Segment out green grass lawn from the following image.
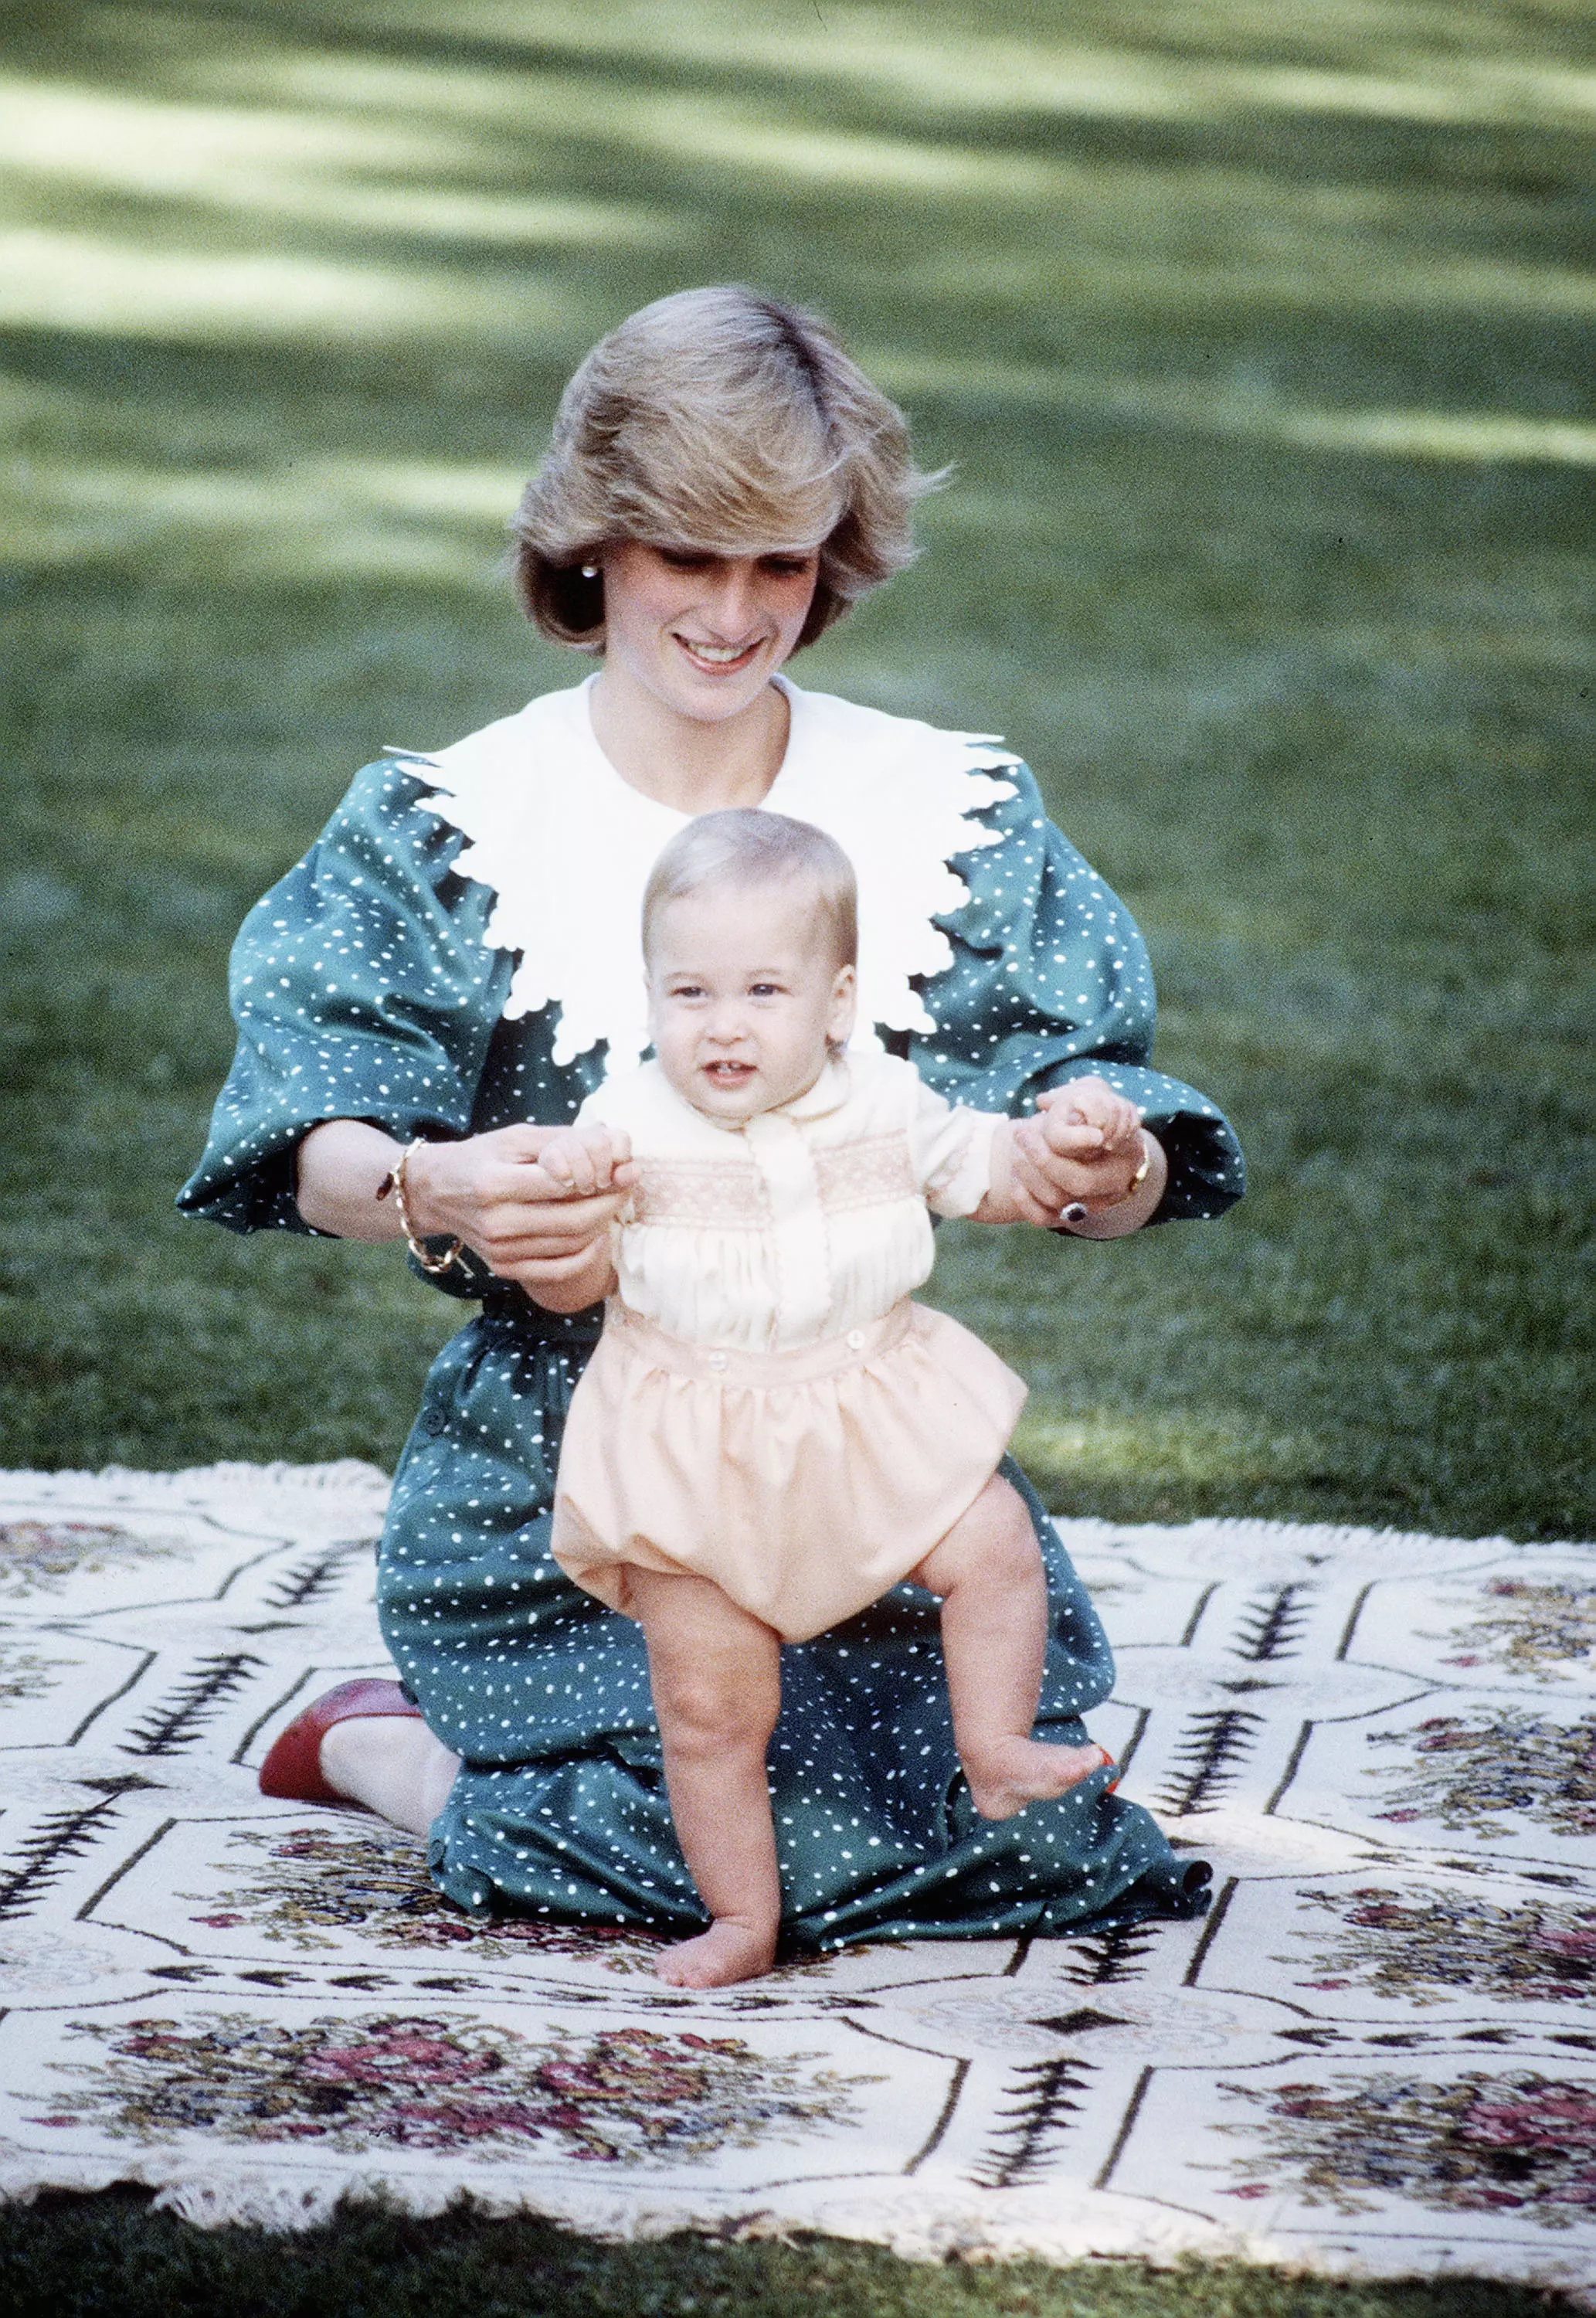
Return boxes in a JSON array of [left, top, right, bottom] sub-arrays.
[[0, 2192, 1578, 2318], [1, 0, 1591, 2307]]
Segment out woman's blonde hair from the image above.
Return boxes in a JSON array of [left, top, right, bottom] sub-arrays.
[[642, 811, 857, 970], [512, 285, 941, 651]]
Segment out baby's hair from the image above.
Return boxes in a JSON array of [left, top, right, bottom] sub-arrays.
[[642, 811, 857, 970]]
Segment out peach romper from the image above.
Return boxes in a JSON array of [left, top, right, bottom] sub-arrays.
[[548, 1051, 1027, 1643]]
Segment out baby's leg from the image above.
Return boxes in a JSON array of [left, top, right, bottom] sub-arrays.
[[627, 1565, 783, 1988], [910, 1477, 1113, 1820]]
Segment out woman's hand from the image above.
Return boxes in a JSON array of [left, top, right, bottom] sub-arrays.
[[406, 1127, 636, 1301], [1007, 1079, 1166, 1238], [294, 1120, 637, 1308]]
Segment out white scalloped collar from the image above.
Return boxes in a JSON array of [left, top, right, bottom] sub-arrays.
[[402, 677, 1018, 1076]]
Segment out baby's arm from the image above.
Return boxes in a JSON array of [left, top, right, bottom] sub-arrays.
[[977, 1077, 1166, 1236]]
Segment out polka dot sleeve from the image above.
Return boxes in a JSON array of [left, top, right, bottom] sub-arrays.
[[178, 759, 512, 1237], [905, 763, 1245, 1223]]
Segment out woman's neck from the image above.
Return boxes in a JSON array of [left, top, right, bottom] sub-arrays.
[[587, 669, 791, 813]]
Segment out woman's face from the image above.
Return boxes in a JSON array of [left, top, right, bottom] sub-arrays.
[[598, 541, 820, 726]]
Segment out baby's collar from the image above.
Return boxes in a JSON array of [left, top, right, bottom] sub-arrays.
[[768, 1055, 852, 1123]]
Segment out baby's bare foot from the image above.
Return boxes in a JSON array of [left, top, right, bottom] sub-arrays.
[[654, 1919, 778, 1989], [964, 1739, 1114, 1821]]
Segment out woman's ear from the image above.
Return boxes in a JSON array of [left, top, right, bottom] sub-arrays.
[[827, 962, 857, 1049]]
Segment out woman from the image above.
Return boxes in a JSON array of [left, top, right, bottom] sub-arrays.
[[181, 286, 1244, 1953]]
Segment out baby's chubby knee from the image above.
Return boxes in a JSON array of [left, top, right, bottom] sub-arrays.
[[985, 1486, 1047, 1582], [914, 1474, 1041, 1596], [653, 1664, 779, 1761], [630, 1568, 783, 1760]]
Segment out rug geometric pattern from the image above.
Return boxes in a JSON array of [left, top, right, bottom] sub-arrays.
[[1, 1463, 1591, 2305]]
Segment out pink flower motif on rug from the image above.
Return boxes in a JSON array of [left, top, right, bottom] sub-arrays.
[[1365, 1711, 1596, 1838], [29, 2014, 871, 2160], [1221, 2072, 1596, 2225], [184, 1827, 848, 1978], [1289, 1886, 1596, 2007], [0, 1521, 180, 1598], [185, 1827, 665, 1970], [1436, 1578, 1596, 1684]]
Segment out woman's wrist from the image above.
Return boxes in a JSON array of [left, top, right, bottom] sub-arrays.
[[294, 1123, 469, 1263], [378, 1140, 467, 1275], [1058, 1129, 1166, 1239], [391, 1135, 449, 1239], [297, 1120, 409, 1241]]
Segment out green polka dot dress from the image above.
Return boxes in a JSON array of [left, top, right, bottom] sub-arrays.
[[181, 683, 1244, 1952]]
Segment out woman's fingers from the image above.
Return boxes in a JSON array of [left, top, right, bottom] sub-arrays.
[[1007, 1175, 1073, 1227], [511, 1239, 621, 1314], [473, 1189, 625, 1255], [484, 1150, 638, 1206], [1011, 1120, 1141, 1214], [423, 1151, 616, 1225], [471, 1122, 567, 1164], [1010, 1123, 1092, 1212]]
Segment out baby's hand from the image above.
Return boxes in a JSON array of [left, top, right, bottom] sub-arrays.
[[531, 1124, 633, 1198], [1034, 1076, 1143, 1161], [1005, 1076, 1148, 1223]]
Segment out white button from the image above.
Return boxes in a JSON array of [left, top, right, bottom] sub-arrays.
[[846, 1329, 866, 1351], [708, 1351, 728, 1371]]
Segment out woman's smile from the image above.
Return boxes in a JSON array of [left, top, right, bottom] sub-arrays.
[[598, 540, 820, 725], [675, 636, 759, 668]]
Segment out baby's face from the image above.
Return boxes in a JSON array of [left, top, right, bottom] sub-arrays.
[[646, 881, 856, 1125]]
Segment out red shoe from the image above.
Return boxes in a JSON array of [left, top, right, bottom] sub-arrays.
[[259, 1677, 423, 1803]]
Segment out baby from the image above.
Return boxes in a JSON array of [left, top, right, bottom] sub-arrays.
[[533, 809, 1151, 1988]]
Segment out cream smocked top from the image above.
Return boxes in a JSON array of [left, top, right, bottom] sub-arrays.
[[574, 1052, 1000, 1354]]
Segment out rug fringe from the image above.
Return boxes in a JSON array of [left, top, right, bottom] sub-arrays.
[[3, 1460, 392, 1501]]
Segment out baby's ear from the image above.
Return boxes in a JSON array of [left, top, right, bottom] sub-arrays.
[[827, 962, 858, 1047]]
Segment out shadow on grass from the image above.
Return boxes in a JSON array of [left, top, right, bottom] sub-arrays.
[[0, 2189, 1583, 2318]]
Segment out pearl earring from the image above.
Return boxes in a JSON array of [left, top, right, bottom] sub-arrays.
[[580, 563, 599, 579]]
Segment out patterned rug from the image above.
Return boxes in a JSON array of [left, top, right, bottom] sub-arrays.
[[0, 1463, 1591, 2304]]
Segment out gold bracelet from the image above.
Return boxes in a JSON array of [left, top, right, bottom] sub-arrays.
[[376, 1140, 465, 1276]]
